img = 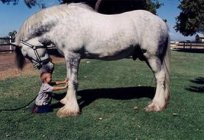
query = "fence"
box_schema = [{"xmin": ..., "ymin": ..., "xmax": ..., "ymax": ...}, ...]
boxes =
[
  {"xmin": 0, "ymin": 37, "xmax": 14, "ymax": 52},
  {"xmin": 0, "ymin": 38, "xmax": 57, "ymax": 53},
  {"xmin": 171, "ymin": 42, "xmax": 204, "ymax": 49}
]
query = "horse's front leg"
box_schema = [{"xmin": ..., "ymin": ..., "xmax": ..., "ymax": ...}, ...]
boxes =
[
  {"xmin": 60, "ymin": 61, "xmax": 71, "ymax": 105},
  {"xmin": 57, "ymin": 54, "xmax": 80, "ymax": 117}
]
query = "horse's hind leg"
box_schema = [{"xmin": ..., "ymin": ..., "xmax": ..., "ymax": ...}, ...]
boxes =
[
  {"xmin": 145, "ymin": 56, "xmax": 170, "ymax": 112},
  {"xmin": 57, "ymin": 54, "xmax": 80, "ymax": 117}
]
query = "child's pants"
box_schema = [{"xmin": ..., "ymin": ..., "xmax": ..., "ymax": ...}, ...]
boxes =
[{"xmin": 32, "ymin": 104, "xmax": 52, "ymax": 113}]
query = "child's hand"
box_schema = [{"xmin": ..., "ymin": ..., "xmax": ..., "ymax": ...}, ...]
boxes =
[
  {"xmin": 64, "ymin": 82, "xmax": 68, "ymax": 88},
  {"xmin": 64, "ymin": 78, "xmax": 69, "ymax": 83}
]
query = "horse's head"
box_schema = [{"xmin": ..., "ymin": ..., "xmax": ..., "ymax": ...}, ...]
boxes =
[{"xmin": 14, "ymin": 38, "xmax": 54, "ymax": 73}]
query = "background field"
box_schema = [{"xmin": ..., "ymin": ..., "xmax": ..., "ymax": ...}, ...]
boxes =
[{"xmin": 0, "ymin": 50, "xmax": 204, "ymax": 140}]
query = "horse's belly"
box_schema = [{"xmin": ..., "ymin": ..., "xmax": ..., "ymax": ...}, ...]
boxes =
[
  {"xmin": 84, "ymin": 46, "xmax": 134, "ymax": 60},
  {"xmin": 83, "ymin": 24, "xmax": 137, "ymax": 60}
]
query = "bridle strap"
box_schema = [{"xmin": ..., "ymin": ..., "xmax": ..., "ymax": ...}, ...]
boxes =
[
  {"xmin": 20, "ymin": 40, "xmax": 51, "ymax": 69},
  {"xmin": 20, "ymin": 40, "xmax": 45, "ymax": 49}
]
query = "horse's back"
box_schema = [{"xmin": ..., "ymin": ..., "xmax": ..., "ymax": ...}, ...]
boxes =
[
  {"xmin": 82, "ymin": 9, "xmax": 168, "ymax": 54},
  {"xmin": 81, "ymin": 9, "xmax": 168, "ymax": 42}
]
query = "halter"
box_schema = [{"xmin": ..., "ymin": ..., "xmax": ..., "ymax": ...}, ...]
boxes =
[{"xmin": 20, "ymin": 40, "xmax": 52, "ymax": 69}]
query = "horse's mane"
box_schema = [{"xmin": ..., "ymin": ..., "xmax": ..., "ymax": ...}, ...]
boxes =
[
  {"xmin": 15, "ymin": 3, "xmax": 94, "ymax": 45},
  {"xmin": 15, "ymin": 46, "xmax": 26, "ymax": 69}
]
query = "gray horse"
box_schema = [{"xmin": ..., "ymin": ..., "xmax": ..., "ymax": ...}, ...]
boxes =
[{"xmin": 14, "ymin": 3, "xmax": 170, "ymax": 118}]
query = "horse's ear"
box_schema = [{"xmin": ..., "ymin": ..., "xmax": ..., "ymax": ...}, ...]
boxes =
[{"xmin": 15, "ymin": 46, "xmax": 26, "ymax": 69}]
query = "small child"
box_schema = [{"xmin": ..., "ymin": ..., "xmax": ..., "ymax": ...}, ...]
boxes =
[{"xmin": 32, "ymin": 72, "xmax": 68, "ymax": 113}]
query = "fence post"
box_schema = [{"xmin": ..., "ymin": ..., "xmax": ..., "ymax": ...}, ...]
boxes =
[{"xmin": 9, "ymin": 36, "xmax": 12, "ymax": 53}]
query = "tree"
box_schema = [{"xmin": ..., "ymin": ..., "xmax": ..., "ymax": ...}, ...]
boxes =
[
  {"xmin": 0, "ymin": 0, "xmax": 45, "ymax": 8},
  {"xmin": 1, "ymin": 0, "xmax": 162, "ymax": 14},
  {"xmin": 95, "ymin": 0, "xmax": 102, "ymax": 11},
  {"xmin": 62, "ymin": 0, "xmax": 162, "ymax": 14},
  {"xmin": 175, "ymin": 0, "xmax": 204, "ymax": 36},
  {"xmin": 0, "ymin": 0, "xmax": 18, "ymax": 5},
  {"xmin": 8, "ymin": 30, "xmax": 17, "ymax": 42}
]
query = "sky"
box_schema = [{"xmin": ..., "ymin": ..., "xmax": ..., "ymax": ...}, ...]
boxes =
[
  {"xmin": 0, "ymin": 0, "xmax": 195, "ymax": 41},
  {"xmin": 157, "ymin": 0, "xmax": 195, "ymax": 41}
]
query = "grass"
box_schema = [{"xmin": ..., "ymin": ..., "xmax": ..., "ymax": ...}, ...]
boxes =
[{"xmin": 0, "ymin": 50, "xmax": 204, "ymax": 140}]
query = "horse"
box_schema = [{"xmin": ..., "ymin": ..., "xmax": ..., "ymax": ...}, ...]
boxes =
[{"xmin": 14, "ymin": 3, "xmax": 170, "ymax": 118}]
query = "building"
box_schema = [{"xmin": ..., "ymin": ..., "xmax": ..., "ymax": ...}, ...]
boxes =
[{"xmin": 195, "ymin": 33, "xmax": 204, "ymax": 43}]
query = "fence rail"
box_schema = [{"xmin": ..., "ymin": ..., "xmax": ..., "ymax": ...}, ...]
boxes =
[
  {"xmin": 0, "ymin": 43, "xmax": 56, "ymax": 53},
  {"xmin": 0, "ymin": 37, "xmax": 14, "ymax": 52},
  {"xmin": 171, "ymin": 42, "xmax": 204, "ymax": 49},
  {"xmin": 0, "ymin": 44, "xmax": 15, "ymax": 52},
  {"xmin": 179, "ymin": 42, "xmax": 204, "ymax": 48},
  {"xmin": 1, "ymin": 41, "xmax": 204, "ymax": 53}
]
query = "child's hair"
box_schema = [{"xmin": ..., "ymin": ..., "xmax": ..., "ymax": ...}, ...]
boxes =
[{"xmin": 40, "ymin": 72, "xmax": 51, "ymax": 82}]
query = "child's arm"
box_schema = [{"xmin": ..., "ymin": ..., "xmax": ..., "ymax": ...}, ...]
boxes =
[
  {"xmin": 52, "ymin": 82, "xmax": 68, "ymax": 91},
  {"xmin": 55, "ymin": 79, "xmax": 67, "ymax": 85},
  {"xmin": 50, "ymin": 79, "xmax": 68, "ymax": 85}
]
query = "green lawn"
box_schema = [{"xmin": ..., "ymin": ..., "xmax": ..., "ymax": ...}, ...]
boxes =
[{"xmin": 0, "ymin": 51, "xmax": 204, "ymax": 140}]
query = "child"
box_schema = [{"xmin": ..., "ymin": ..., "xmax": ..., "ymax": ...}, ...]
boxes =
[{"xmin": 32, "ymin": 72, "xmax": 68, "ymax": 113}]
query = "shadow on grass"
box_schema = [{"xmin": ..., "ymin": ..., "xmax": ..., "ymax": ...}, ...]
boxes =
[
  {"xmin": 47, "ymin": 49, "xmax": 64, "ymax": 57},
  {"xmin": 52, "ymin": 86, "xmax": 155, "ymax": 110},
  {"xmin": 173, "ymin": 48, "xmax": 204, "ymax": 53},
  {"xmin": 0, "ymin": 87, "xmax": 155, "ymax": 113},
  {"xmin": 186, "ymin": 77, "xmax": 204, "ymax": 93},
  {"xmin": 78, "ymin": 86, "xmax": 155, "ymax": 109}
]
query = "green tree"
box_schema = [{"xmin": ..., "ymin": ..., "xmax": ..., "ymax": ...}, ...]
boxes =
[
  {"xmin": 1, "ymin": 0, "xmax": 162, "ymax": 14},
  {"xmin": 0, "ymin": 0, "xmax": 17, "ymax": 4},
  {"xmin": 175, "ymin": 0, "xmax": 204, "ymax": 36},
  {"xmin": 8, "ymin": 30, "xmax": 17, "ymax": 42},
  {"xmin": 0, "ymin": 0, "xmax": 44, "ymax": 8},
  {"xmin": 62, "ymin": 0, "xmax": 162, "ymax": 14}
]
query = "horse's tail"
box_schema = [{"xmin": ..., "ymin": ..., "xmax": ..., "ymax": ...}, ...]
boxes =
[{"xmin": 163, "ymin": 35, "xmax": 170, "ymax": 100}]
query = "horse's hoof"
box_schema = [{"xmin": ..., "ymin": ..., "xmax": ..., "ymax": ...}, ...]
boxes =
[
  {"xmin": 57, "ymin": 106, "xmax": 80, "ymax": 118},
  {"xmin": 60, "ymin": 98, "xmax": 68, "ymax": 105},
  {"xmin": 145, "ymin": 102, "xmax": 164, "ymax": 112}
]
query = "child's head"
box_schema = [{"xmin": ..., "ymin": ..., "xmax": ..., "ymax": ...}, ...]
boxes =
[{"xmin": 40, "ymin": 72, "xmax": 52, "ymax": 83}]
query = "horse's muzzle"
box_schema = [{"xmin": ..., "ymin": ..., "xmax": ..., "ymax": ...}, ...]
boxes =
[{"xmin": 39, "ymin": 61, "xmax": 54, "ymax": 73}]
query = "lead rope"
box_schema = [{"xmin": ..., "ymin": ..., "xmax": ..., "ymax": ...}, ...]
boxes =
[{"xmin": 0, "ymin": 95, "xmax": 37, "ymax": 112}]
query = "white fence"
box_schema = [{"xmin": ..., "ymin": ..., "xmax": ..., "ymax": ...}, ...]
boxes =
[
  {"xmin": 0, "ymin": 37, "xmax": 14, "ymax": 52},
  {"xmin": 171, "ymin": 42, "xmax": 204, "ymax": 49}
]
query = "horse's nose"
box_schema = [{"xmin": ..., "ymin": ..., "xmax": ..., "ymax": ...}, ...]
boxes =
[{"xmin": 40, "ymin": 62, "xmax": 54, "ymax": 73}]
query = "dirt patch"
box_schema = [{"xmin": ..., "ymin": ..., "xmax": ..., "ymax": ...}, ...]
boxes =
[{"xmin": 0, "ymin": 52, "xmax": 64, "ymax": 80}]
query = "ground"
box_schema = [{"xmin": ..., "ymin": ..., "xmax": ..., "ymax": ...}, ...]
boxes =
[
  {"xmin": 0, "ymin": 52, "xmax": 64, "ymax": 80},
  {"xmin": 0, "ymin": 50, "xmax": 204, "ymax": 139}
]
